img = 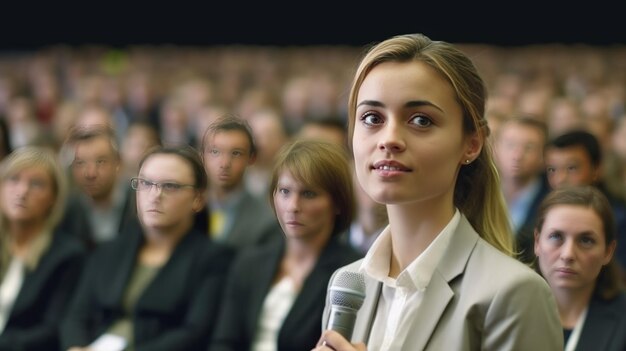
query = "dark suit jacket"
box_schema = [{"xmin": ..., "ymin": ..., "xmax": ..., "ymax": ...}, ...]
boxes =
[
  {"xmin": 0, "ymin": 230, "xmax": 86, "ymax": 351},
  {"xmin": 209, "ymin": 235, "xmax": 362, "ymax": 351},
  {"xmin": 194, "ymin": 190, "xmax": 282, "ymax": 250},
  {"xmin": 576, "ymin": 293, "xmax": 626, "ymax": 351},
  {"xmin": 515, "ymin": 174, "xmax": 551, "ymax": 265},
  {"xmin": 60, "ymin": 226, "xmax": 234, "ymax": 351},
  {"xmin": 58, "ymin": 185, "xmax": 138, "ymax": 251}
]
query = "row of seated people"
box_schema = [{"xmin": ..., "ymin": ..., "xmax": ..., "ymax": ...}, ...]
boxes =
[{"xmin": 0, "ymin": 133, "xmax": 362, "ymax": 350}]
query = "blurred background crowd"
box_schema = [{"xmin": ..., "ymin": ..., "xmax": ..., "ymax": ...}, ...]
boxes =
[
  {"xmin": 0, "ymin": 42, "xmax": 624, "ymax": 182},
  {"xmin": 0, "ymin": 21, "xmax": 626, "ymax": 348}
]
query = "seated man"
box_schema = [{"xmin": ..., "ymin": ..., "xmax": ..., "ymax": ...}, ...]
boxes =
[
  {"xmin": 59, "ymin": 121, "xmax": 137, "ymax": 250},
  {"xmin": 196, "ymin": 114, "xmax": 282, "ymax": 249}
]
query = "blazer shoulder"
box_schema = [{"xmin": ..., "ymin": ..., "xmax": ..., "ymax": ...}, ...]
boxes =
[{"xmin": 466, "ymin": 238, "xmax": 550, "ymax": 294}]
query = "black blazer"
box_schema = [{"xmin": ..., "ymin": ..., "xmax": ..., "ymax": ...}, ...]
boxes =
[
  {"xmin": 60, "ymin": 226, "xmax": 234, "ymax": 351},
  {"xmin": 576, "ymin": 293, "xmax": 626, "ymax": 351},
  {"xmin": 0, "ymin": 230, "xmax": 86, "ymax": 351},
  {"xmin": 58, "ymin": 186, "xmax": 138, "ymax": 251},
  {"xmin": 209, "ymin": 235, "xmax": 363, "ymax": 351}
]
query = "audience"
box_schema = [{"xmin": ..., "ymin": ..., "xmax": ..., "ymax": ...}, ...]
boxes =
[
  {"xmin": 60, "ymin": 146, "xmax": 234, "ymax": 351},
  {"xmin": 209, "ymin": 140, "xmax": 362, "ymax": 351},
  {"xmin": 0, "ymin": 147, "xmax": 86, "ymax": 351},
  {"xmin": 534, "ymin": 186, "xmax": 626, "ymax": 350}
]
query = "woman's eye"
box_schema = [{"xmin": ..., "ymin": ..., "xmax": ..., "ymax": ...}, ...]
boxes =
[
  {"xmin": 162, "ymin": 183, "xmax": 181, "ymax": 191},
  {"xmin": 361, "ymin": 113, "xmax": 383, "ymax": 126},
  {"xmin": 410, "ymin": 115, "xmax": 432, "ymax": 127},
  {"xmin": 547, "ymin": 232, "xmax": 563, "ymax": 241},
  {"xmin": 580, "ymin": 236, "xmax": 596, "ymax": 246}
]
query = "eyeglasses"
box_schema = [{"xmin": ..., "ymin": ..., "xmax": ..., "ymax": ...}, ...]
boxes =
[{"xmin": 130, "ymin": 177, "xmax": 196, "ymax": 194}]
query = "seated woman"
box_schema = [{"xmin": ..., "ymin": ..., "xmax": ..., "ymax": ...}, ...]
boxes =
[
  {"xmin": 209, "ymin": 140, "xmax": 363, "ymax": 351},
  {"xmin": 60, "ymin": 145, "xmax": 234, "ymax": 351},
  {"xmin": 0, "ymin": 146, "xmax": 86, "ymax": 351},
  {"xmin": 534, "ymin": 185, "xmax": 626, "ymax": 351}
]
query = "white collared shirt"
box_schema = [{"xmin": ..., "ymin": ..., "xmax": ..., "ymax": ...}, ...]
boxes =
[{"xmin": 360, "ymin": 209, "xmax": 461, "ymax": 350}]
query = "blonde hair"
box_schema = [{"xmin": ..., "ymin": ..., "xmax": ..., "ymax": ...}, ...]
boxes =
[
  {"xmin": 0, "ymin": 146, "xmax": 68, "ymax": 233},
  {"xmin": 347, "ymin": 33, "xmax": 513, "ymax": 255}
]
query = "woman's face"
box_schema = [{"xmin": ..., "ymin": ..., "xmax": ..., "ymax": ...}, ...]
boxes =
[
  {"xmin": 136, "ymin": 154, "xmax": 203, "ymax": 232},
  {"xmin": 353, "ymin": 61, "xmax": 479, "ymax": 206},
  {"xmin": 273, "ymin": 169, "xmax": 336, "ymax": 241},
  {"xmin": 1, "ymin": 166, "xmax": 55, "ymax": 226},
  {"xmin": 534, "ymin": 204, "xmax": 614, "ymax": 293}
]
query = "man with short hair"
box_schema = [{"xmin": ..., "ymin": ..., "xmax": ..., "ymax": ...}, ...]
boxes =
[
  {"xmin": 59, "ymin": 123, "xmax": 137, "ymax": 250},
  {"xmin": 494, "ymin": 116, "xmax": 551, "ymax": 263},
  {"xmin": 196, "ymin": 115, "xmax": 281, "ymax": 249}
]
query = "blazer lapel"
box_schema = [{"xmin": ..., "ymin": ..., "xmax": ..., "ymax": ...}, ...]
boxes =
[
  {"xmin": 404, "ymin": 272, "xmax": 454, "ymax": 350},
  {"xmin": 576, "ymin": 298, "xmax": 619, "ymax": 351},
  {"xmin": 405, "ymin": 216, "xmax": 479, "ymax": 349},
  {"xmin": 247, "ymin": 242, "xmax": 283, "ymax": 333},
  {"xmin": 353, "ymin": 276, "xmax": 382, "ymax": 343},
  {"xmin": 101, "ymin": 232, "xmax": 141, "ymax": 308},
  {"xmin": 10, "ymin": 238, "xmax": 71, "ymax": 316}
]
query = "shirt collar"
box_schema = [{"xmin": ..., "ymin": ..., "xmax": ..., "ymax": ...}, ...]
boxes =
[{"xmin": 360, "ymin": 209, "xmax": 461, "ymax": 291}]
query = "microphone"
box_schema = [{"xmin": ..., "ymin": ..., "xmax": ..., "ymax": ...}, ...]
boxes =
[{"xmin": 327, "ymin": 271, "xmax": 366, "ymax": 341}]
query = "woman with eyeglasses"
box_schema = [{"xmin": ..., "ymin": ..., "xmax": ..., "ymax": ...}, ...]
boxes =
[
  {"xmin": 60, "ymin": 146, "xmax": 235, "ymax": 351},
  {"xmin": 0, "ymin": 146, "xmax": 85, "ymax": 351}
]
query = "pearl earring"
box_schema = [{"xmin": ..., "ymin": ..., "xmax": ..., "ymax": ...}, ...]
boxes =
[{"xmin": 465, "ymin": 159, "xmax": 471, "ymax": 164}]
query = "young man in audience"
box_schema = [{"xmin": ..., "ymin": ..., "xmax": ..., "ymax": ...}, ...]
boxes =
[
  {"xmin": 197, "ymin": 114, "xmax": 282, "ymax": 249},
  {"xmin": 494, "ymin": 116, "xmax": 551, "ymax": 264}
]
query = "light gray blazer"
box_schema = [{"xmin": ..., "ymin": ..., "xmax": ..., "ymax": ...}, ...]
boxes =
[{"xmin": 322, "ymin": 215, "xmax": 563, "ymax": 351}]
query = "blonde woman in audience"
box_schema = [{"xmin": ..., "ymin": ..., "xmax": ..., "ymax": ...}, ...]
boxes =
[
  {"xmin": 0, "ymin": 147, "xmax": 86, "ymax": 351},
  {"xmin": 534, "ymin": 186, "xmax": 626, "ymax": 350}
]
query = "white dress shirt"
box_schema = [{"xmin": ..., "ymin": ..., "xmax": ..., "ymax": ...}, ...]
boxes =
[{"xmin": 360, "ymin": 209, "xmax": 460, "ymax": 350}]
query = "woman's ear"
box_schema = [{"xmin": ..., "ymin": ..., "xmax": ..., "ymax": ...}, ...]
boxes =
[
  {"xmin": 461, "ymin": 132, "xmax": 483, "ymax": 165},
  {"xmin": 192, "ymin": 192, "xmax": 206, "ymax": 213},
  {"xmin": 533, "ymin": 229, "xmax": 541, "ymax": 254},
  {"xmin": 604, "ymin": 239, "xmax": 617, "ymax": 265}
]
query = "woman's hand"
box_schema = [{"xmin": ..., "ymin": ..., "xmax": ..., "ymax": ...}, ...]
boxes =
[{"xmin": 311, "ymin": 330, "xmax": 366, "ymax": 351}]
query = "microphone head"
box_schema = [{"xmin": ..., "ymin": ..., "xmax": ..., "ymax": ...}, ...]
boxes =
[{"xmin": 329, "ymin": 271, "xmax": 366, "ymax": 310}]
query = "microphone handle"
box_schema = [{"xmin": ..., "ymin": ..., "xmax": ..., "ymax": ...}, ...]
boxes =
[{"xmin": 327, "ymin": 305, "xmax": 358, "ymax": 341}]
